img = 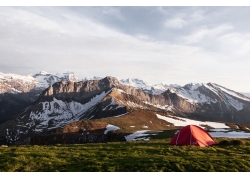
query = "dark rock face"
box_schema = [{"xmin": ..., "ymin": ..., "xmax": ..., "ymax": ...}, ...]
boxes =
[
  {"xmin": 0, "ymin": 136, "xmax": 7, "ymax": 145},
  {"xmin": 0, "ymin": 89, "xmax": 43, "ymax": 123}
]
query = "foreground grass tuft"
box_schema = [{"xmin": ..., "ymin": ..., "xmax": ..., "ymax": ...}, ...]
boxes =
[{"xmin": 218, "ymin": 139, "xmax": 245, "ymax": 146}]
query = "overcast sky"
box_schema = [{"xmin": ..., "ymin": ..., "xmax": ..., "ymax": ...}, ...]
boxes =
[{"xmin": 1, "ymin": 4, "xmax": 250, "ymax": 92}]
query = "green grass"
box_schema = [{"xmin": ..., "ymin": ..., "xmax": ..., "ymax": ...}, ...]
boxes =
[{"xmin": 1, "ymin": 137, "xmax": 250, "ymax": 172}]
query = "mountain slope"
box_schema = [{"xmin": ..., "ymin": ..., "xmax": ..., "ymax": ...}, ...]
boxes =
[
  {"xmin": 1, "ymin": 74, "xmax": 250, "ymax": 145},
  {"xmin": 0, "ymin": 71, "xmax": 79, "ymax": 122},
  {"xmin": 241, "ymin": 92, "xmax": 250, "ymax": 98}
]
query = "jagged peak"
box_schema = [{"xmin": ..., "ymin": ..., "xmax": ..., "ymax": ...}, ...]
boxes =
[
  {"xmin": 39, "ymin": 71, "xmax": 49, "ymax": 75},
  {"xmin": 83, "ymin": 76, "xmax": 103, "ymax": 81},
  {"xmin": 102, "ymin": 76, "xmax": 120, "ymax": 85},
  {"xmin": 120, "ymin": 78, "xmax": 150, "ymax": 85},
  {"xmin": 182, "ymin": 82, "xmax": 203, "ymax": 91}
]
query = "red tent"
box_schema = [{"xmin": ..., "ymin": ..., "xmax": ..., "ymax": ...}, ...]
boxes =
[{"xmin": 169, "ymin": 125, "xmax": 216, "ymax": 147}]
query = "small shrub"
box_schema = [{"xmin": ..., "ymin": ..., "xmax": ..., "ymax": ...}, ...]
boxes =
[
  {"xmin": 218, "ymin": 140, "xmax": 230, "ymax": 145},
  {"xmin": 230, "ymin": 140, "xmax": 245, "ymax": 146}
]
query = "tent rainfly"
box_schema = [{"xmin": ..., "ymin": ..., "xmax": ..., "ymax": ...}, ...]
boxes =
[{"xmin": 169, "ymin": 125, "xmax": 217, "ymax": 147}]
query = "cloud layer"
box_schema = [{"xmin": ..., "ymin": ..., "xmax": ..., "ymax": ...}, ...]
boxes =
[{"xmin": 0, "ymin": 6, "xmax": 250, "ymax": 92}]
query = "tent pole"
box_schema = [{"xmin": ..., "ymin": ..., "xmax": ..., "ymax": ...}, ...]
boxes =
[
  {"xmin": 176, "ymin": 131, "xmax": 180, "ymax": 145},
  {"xmin": 190, "ymin": 130, "xmax": 193, "ymax": 145}
]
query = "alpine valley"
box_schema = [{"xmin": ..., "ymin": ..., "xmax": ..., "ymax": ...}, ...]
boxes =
[{"xmin": 1, "ymin": 71, "xmax": 250, "ymax": 145}]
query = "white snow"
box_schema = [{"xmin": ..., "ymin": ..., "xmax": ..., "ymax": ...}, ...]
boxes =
[
  {"xmin": 222, "ymin": 93, "xmax": 244, "ymax": 110},
  {"xmin": 104, "ymin": 124, "xmax": 120, "ymax": 134},
  {"xmin": 0, "ymin": 72, "xmax": 35, "ymax": 83},
  {"xmin": 34, "ymin": 71, "xmax": 79, "ymax": 89},
  {"xmin": 214, "ymin": 83, "xmax": 250, "ymax": 102},
  {"xmin": 207, "ymin": 128, "xmax": 250, "ymax": 138},
  {"xmin": 125, "ymin": 130, "xmax": 151, "ymax": 141},
  {"xmin": 208, "ymin": 128, "xmax": 229, "ymax": 132},
  {"xmin": 102, "ymin": 98, "xmax": 125, "ymax": 111},
  {"xmin": 102, "ymin": 98, "xmax": 115, "ymax": 111},
  {"xmin": 209, "ymin": 130, "xmax": 250, "ymax": 138},
  {"xmin": 120, "ymin": 78, "xmax": 150, "ymax": 89},
  {"xmin": 113, "ymin": 112, "xmax": 130, "ymax": 117},
  {"xmin": 119, "ymin": 78, "xmax": 180, "ymax": 95},
  {"xmin": 144, "ymin": 101, "xmax": 173, "ymax": 111},
  {"xmin": 167, "ymin": 82, "xmax": 248, "ymax": 110},
  {"xmin": 30, "ymin": 90, "xmax": 112, "ymax": 129},
  {"xmin": 156, "ymin": 114, "xmax": 230, "ymax": 129},
  {"xmin": 125, "ymin": 127, "xmax": 250, "ymax": 140},
  {"xmin": 117, "ymin": 89, "xmax": 130, "ymax": 95},
  {"xmin": 126, "ymin": 101, "xmax": 145, "ymax": 109},
  {"xmin": 0, "ymin": 71, "xmax": 79, "ymax": 93},
  {"xmin": 83, "ymin": 76, "xmax": 103, "ymax": 81},
  {"xmin": 204, "ymin": 83, "xmax": 249, "ymax": 110},
  {"xmin": 171, "ymin": 84, "xmax": 216, "ymax": 104}
]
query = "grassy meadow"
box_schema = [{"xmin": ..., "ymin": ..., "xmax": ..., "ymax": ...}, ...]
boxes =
[{"xmin": 1, "ymin": 135, "xmax": 250, "ymax": 172}]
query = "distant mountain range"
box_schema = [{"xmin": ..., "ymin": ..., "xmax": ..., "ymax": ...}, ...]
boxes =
[
  {"xmin": 0, "ymin": 71, "xmax": 79, "ymax": 123},
  {"xmin": 1, "ymin": 71, "xmax": 250, "ymax": 145}
]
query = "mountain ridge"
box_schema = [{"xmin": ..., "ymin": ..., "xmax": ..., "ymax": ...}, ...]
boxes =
[{"xmin": 1, "ymin": 71, "xmax": 250, "ymax": 145}]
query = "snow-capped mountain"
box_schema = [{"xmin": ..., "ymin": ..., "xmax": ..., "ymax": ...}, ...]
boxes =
[
  {"xmin": 0, "ymin": 71, "xmax": 80, "ymax": 123},
  {"xmin": 0, "ymin": 72, "xmax": 36, "ymax": 94},
  {"xmin": 169, "ymin": 82, "xmax": 250, "ymax": 110},
  {"xmin": 120, "ymin": 78, "xmax": 150, "ymax": 89},
  {"xmin": 118, "ymin": 79, "xmax": 250, "ymax": 112},
  {"xmin": 0, "ymin": 71, "xmax": 79, "ymax": 94},
  {"xmin": 1, "ymin": 72, "xmax": 250, "ymax": 145},
  {"xmin": 2, "ymin": 75, "xmax": 250, "ymax": 145},
  {"xmin": 119, "ymin": 78, "xmax": 181, "ymax": 94},
  {"xmin": 33, "ymin": 71, "xmax": 79, "ymax": 90},
  {"xmin": 83, "ymin": 76, "xmax": 103, "ymax": 81}
]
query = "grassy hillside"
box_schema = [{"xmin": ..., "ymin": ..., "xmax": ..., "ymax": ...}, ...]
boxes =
[
  {"xmin": 53, "ymin": 110, "xmax": 178, "ymax": 135},
  {"xmin": 1, "ymin": 137, "xmax": 250, "ymax": 172}
]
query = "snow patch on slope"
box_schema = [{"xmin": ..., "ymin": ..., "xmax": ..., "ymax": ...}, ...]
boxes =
[
  {"xmin": 125, "ymin": 130, "xmax": 150, "ymax": 141},
  {"xmin": 171, "ymin": 83, "xmax": 217, "ymax": 104},
  {"xmin": 102, "ymin": 98, "xmax": 125, "ymax": 111},
  {"xmin": 144, "ymin": 101, "xmax": 174, "ymax": 111},
  {"xmin": 206, "ymin": 83, "xmax": 249, "ymax": 110},
  {"xmin": 209, "ymin": 129, "xmax": 250, "ymax": 138},
  {"xmin": 30, "ymin": 90, "xmax": 112, "ymax": 130},
  {"xmin": 169, "ymin": 82, "xmax": 248, "ymax": 110},
  {"xmin": 214, "ymin": 84, "xmax": 250, "ymax": 102},
  {"xmin": 156, "ymin": 114, "xmax": 230, "ymax": 129},
  {"xmin": 104, "ymin": 124, "xmax": 120, "ymax": 134}
]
